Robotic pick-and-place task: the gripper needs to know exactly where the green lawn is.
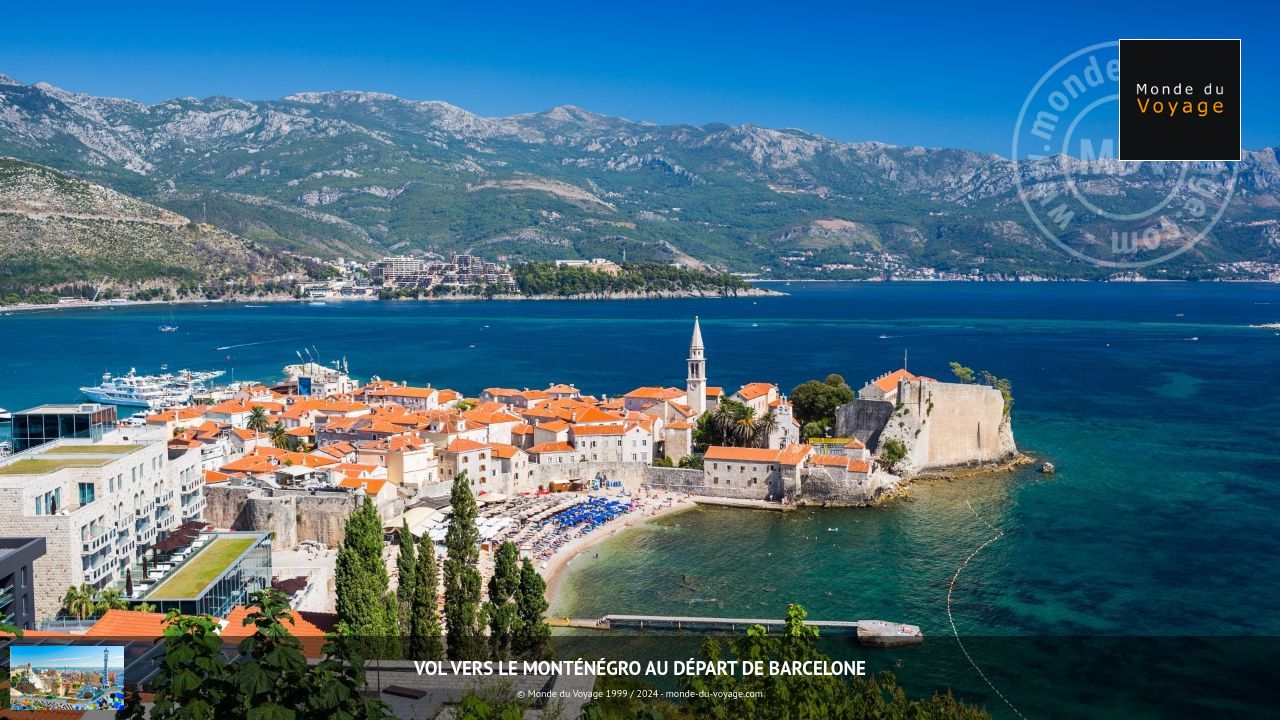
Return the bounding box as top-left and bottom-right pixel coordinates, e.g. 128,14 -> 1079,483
145,537 -> 257,599
44,444 -> 142,455
0,457 -> 114,475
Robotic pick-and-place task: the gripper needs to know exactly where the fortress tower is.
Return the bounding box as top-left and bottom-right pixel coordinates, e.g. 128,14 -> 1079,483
687,316 -> 707,415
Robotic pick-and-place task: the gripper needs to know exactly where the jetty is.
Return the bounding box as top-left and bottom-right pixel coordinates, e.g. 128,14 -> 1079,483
687,496 -> 793,512
547,614 -> 923,647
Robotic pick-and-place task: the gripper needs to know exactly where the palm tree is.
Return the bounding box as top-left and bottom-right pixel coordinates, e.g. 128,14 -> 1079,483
751,411 -> 779,448
63,583 -> 98,620
97,587 -> 129,612
269,422 -> 292,450
247,405 -> 271,433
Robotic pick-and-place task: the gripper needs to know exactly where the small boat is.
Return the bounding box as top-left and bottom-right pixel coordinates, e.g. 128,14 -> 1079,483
827,527 -> 839,532
1041,462 -> 1056,475
309,301 -> 327,306
878,334 -> 889,339
751,323 -> 758,327
158,325 -> 178,332
1188,337 -> 1199,341
0,407 -> 11,422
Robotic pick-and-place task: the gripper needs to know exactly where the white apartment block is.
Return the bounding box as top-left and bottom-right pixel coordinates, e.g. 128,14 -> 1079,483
0,431 -> 203,621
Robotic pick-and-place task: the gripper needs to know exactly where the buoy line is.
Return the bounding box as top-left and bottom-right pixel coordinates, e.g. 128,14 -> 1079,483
946,500 -> 1028,720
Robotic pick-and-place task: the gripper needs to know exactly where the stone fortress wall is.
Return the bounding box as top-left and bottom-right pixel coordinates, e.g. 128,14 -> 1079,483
835,378 -> 1017,478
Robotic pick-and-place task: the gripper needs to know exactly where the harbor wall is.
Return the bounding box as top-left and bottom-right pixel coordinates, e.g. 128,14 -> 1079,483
641,466 -> 767,499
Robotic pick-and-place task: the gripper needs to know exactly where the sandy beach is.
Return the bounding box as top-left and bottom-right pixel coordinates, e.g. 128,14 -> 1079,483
539,492 -> 696,610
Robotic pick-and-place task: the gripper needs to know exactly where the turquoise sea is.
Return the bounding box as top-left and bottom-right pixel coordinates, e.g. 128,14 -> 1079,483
2,282 -> 1278,718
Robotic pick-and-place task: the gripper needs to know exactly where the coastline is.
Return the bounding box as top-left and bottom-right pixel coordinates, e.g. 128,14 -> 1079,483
0,287 -> 781,314
540,494 -> 696,611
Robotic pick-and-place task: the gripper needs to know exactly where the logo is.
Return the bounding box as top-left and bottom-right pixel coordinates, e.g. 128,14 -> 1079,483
1012,41 -> 1238,269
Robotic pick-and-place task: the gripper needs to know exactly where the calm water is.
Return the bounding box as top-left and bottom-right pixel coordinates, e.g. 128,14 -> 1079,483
3,283 -> 1278,717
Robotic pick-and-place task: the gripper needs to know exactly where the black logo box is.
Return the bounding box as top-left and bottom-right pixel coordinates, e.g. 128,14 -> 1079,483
1119,39 -> 1240,161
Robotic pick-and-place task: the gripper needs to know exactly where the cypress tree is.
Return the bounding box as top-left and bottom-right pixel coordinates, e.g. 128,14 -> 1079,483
513,557 -> 552,660
443,471 -> 485,659
335,497 -> 396,652
395,519 -> 417,634
486,540 -> 521,658
409,532 -> 444,660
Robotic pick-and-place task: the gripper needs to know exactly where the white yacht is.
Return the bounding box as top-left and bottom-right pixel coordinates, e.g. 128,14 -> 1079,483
80,368 -> 225,409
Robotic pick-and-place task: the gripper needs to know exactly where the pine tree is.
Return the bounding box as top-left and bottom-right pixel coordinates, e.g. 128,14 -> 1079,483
486,540 -> 522,658
513,557 -> 552,660
443,471 -> 485,659
395,519 -> 417,635
409,533 -> 444,660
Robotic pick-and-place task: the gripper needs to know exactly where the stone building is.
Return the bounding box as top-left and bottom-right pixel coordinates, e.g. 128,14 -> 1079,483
0,430 -> 203,620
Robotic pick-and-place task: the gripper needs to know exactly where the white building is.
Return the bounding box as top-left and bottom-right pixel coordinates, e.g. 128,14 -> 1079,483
0,430 -> 203,620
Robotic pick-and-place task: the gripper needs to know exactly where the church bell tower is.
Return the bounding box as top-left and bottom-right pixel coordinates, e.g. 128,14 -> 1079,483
687,316 -> 707,415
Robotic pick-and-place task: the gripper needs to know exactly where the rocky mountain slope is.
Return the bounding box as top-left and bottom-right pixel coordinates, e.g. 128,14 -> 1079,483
2,72 -> 1279,278
0,157 -> 301,296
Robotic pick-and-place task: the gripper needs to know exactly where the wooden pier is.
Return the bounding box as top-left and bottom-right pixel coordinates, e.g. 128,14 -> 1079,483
547,614 -> 923,647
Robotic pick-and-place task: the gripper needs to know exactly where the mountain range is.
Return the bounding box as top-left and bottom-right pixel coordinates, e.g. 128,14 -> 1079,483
2,71 -> 1279,283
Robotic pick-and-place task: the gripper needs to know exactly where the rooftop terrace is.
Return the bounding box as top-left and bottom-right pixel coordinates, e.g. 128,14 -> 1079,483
144,536 -> 259,600
0,440 -> 148,475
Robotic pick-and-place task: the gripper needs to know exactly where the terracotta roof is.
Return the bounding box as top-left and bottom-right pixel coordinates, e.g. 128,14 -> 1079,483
706,386 -> 724,397
489,443 -> 525,459
734,382 -> 775,401
809,454 -> 852,467
445,438 -> 489,453
286,426 -> 315,437
778,444 -> 813,466
337,477 -> 388,495
85,608 -> 170,640
666,421 -> 694,430
704,446 -> 781,463
365,433 -> 427,452
625,386 -> 684,400
546,383 -> 579,394
536,419 -> 570,432
223,605 -> 333,657
146,406 -> 206,422
571,423 -> 626,436
380,386 -> 438,399
205,469 -> 233,484
572,406 -> 625,424
848,459 -> 871,473
527,441 -> 576,454
844,438 -> 866,449
511,423 -> 534,435
871,369 -> 917,393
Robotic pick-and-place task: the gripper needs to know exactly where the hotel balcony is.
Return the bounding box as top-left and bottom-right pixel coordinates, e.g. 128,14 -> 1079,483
135,499 -> 156,517
0,583 -> 13,607
181,475 -> 203,493
181,496 -> 206,518
137,524 -> 157,546
81,526 -> 117,554
158,488 -> 175,505
84,556 -> 113,584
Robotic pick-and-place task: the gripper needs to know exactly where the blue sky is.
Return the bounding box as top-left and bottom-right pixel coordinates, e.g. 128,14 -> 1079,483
10,644 -> 124,669
1,0 -> 1273,154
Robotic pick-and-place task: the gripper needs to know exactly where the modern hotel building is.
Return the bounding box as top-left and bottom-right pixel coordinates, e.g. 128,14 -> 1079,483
0,427 -> 204,621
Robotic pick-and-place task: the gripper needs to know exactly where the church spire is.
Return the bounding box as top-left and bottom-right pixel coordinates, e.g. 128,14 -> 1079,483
687,316 -> 707,415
